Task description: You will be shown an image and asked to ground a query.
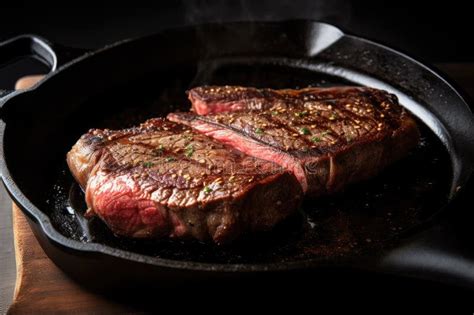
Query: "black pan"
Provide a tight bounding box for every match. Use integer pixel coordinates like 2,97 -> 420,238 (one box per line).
1,21 -> 473,289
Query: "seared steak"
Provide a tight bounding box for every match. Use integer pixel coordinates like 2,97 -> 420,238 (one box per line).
169,86 -> 420,196
188,85 -> 389,115
67,118 -> 302,244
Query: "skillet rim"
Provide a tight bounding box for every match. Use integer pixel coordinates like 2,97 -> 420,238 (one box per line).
0,20 -> 473,273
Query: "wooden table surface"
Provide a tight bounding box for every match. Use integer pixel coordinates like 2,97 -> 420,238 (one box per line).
9,205 -> 139,315
0,63 -> 473,313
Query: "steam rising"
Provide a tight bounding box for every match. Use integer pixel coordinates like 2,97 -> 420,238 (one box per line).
183,0 -> 351,25
183,1 -> 350,86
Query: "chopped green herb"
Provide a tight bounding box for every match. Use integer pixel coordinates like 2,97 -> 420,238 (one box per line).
142,161 -> 154,168
154,144 -> 164,155
165,157 -> 176,162
295,111 -> 308,118
299,127 -> 311,135
203,186 -> 213,194
311,136 -> 321,142
270,111 -> 279,116
185,144 -> 194,157
255,128 -> 264,135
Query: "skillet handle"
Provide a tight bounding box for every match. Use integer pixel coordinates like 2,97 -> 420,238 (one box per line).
0,34 -> 89,104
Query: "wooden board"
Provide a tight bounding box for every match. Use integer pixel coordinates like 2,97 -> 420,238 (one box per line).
8,205 -> 140,315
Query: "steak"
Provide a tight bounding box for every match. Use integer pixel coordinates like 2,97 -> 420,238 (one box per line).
188,85 -> 388,115
169,86 -> 420,196
67,118 -> 302,244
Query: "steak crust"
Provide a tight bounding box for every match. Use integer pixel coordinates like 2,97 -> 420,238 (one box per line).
68,85 -> 419,243
188,85 -> 390,115
67,118 -> 302,244
169,86 -> 420,196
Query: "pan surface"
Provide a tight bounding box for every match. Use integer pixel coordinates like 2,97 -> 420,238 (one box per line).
0,21 -> 473,282
47,64 -> 450,265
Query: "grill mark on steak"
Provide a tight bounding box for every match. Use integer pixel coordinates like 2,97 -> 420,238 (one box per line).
169,85 -> 420,197
67,118 -> 302,244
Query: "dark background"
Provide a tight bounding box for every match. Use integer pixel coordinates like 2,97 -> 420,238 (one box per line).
0,0 -> 473,63
1,1 -> 474,310
1,2 -> 474,311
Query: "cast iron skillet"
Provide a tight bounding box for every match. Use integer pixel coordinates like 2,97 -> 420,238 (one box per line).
0,21 -> 473,288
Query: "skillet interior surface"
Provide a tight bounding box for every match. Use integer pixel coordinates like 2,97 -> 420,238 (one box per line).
1,21 -> 470,271
46,61 -> 451,265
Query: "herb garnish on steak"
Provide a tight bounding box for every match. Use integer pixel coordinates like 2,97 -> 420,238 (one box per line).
170,85 -> 420,196
67,118 -> 302,244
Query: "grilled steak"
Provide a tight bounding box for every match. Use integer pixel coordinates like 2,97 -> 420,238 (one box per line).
169,86 -> 420,196
189,85 -> 388,115
67,118 -> 302,244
